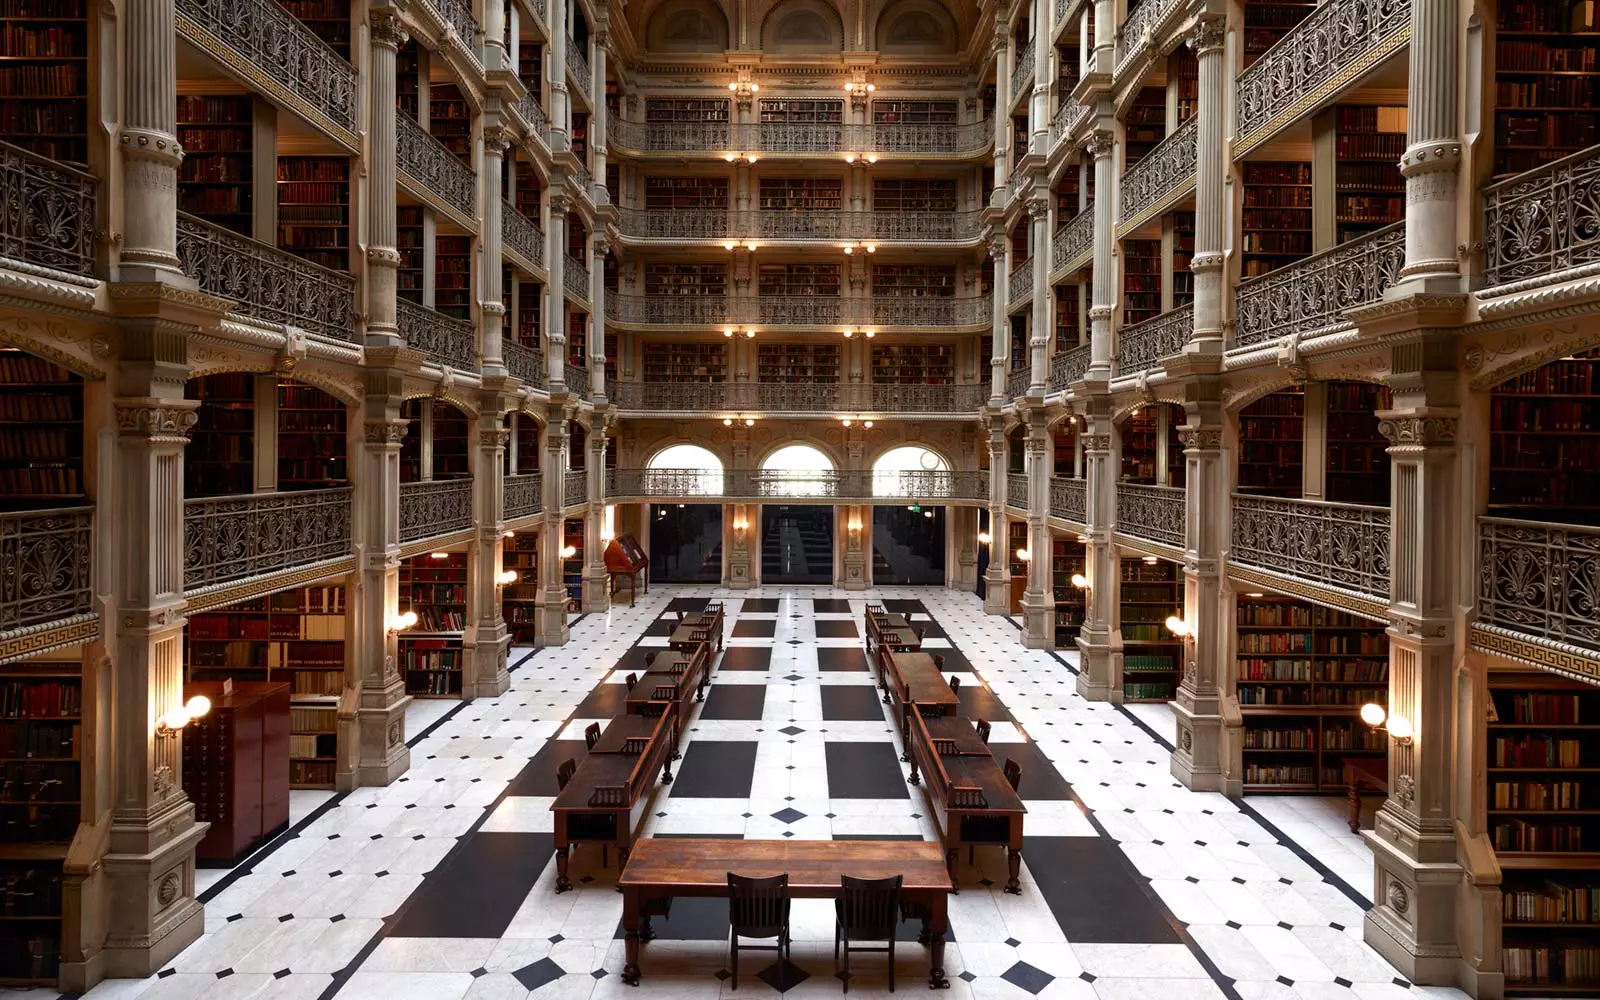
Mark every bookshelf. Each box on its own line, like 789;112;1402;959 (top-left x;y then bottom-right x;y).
514;162;541;217
433;400;470;479
277;156;350;271
871;264;956;298
277;380;347;491
1170;211;1194;308
1057;170;1081;224
1243;0;1318;58
872;178;957;212
758;263;840;297
400;398;422;483
515;280;540;347
1325;381;1392;506
1494;3;1600;178
1173;47;1198;122
176;95;253;237
1055;418;1079;478
518;44;541;102
1122;238;1161;326
429;83;472;163
571;113;587;164
757;343;840;383
1124;87;1165;167
871;100;958;126
1006;520;1029;580
1051;536;1086;649
0;349;82;509
1335;105;1406;243
1489;668;1600;995
397;206;423;304
503;530;539;644
642;341;726;382
562;518;584;609
1241;161;1312;278
1237;389;1304;497
758;178;842;212
279;0;351;59
1121;406;1160;484
870;345;954;385
1489;351;1600;521
567;310;586;368
0;0;88;168
434;233;472;319
644;98;730;123
184;373;254;498
644;176;729;210
399;552;466;698
644;262;726;296
396;40;417;118
759;99;843;124
1236;593;1388;791
1055;285;1080;350
1120;557;1181;702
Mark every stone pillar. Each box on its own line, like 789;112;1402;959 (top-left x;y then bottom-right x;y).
589;236;609;401
726;502;753;587
116;0;185;282
842;504;868;590
537;410;572;644
1030;2;1050;153
1075;398;1121;700
1092;0;1113;73
354;388;411;782
1395;0;1463;293
1085;130;1115;379
481;124;509;375
469;407;511;698
546;191;569;389
583;417;611;613
1185;17;1225;351
983;416;1011;614
548;0;569;145
365;11;408;347
989;235;1010;400
1028;196;1050;392
482;0;506;68
1170;391;1226;789
590;26;608;202
992;23;1012;192
1019;409;1054;647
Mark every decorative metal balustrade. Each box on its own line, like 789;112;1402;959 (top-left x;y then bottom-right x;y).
0;141;96;277
502;339;544;387
563;469;589;507
399;479;472;542
617;209;985;243
1236;0;1410;152
1233;222;1405;349
606;469;986;503
505;473;542;519
1006;365;1032;400
1478;518;1600;656
605;293;990;328
177;213;356;342
608;293;731;326
1007;472;1029;510
573;160;594;201
0;506;93;634
397;297;477;371
427;0;478;48
1049;344;1093;391
609;381;984;414
608;119;994;157
1115;483;1185;548
758;294;846;327
1011;42;1037;102
1009;257;1034;304
175;0;358;136
563;362;590;397
502;199;544;267
1482;142;1600;289
1119;117;1197;225
1050;102;1072;150
865;294;991;328
519;91;551;149
1050;478;1087;523
184;488;353;590
1231;494;1391;601
398;114;476;221
869;382;988;413
1116;0;1184;71
564;254;590;301
566;36;591;99
1116;305;1191;377
1053;207;1093;273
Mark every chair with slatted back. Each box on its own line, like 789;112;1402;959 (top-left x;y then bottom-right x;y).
948;675;960;694
932;654;944;671
975;719;992;744
1004;757;1022;792
585;722;602;750
556;758;577;790
625;672;637;690
644;649;661;670
834;874;903;993
727;872;791;990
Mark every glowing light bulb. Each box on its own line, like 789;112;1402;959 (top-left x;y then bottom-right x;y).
1387;714;1414;741
497;569;519;586
1070;573;1089;589
1164;615;1191;637
184;695;212;719
1360;703;1387;728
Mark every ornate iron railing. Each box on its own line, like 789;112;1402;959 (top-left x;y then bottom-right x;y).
1051;478;1087;522
573;160;593;201
183;488;352;590
563;253;590;301
502;199;544;267
563;362;590;397
427;0;478;48
1006;365;1032;400
606;293;989;328
606;468;987;502
1049;344;1093;391
0;141;96;276
175;0;358;135
505;473;542;519
1050;102;1072;149
865;294;991;328
608;119;994;156
1007;472;1029;510
1117;305;1191;376
615;208;984;242
1231;494;1391;601
1478;518;1600;656
177;212;355;342
397;297;477;371
1482;142;1600;288
1012;41;1037;102
1117;0;1183;70
1116;483;1185;548
563;468;588;507
398;114;476;221
566;35;591;99
0;506;93;633
1120;117;1197;224
502;339;544;387
1233;222;1405;349
1236;0;1410;151
607;293;732;326
869;382;989;413
609;381;985;414
758;294;846;326
1009;257;1034;304
1054;206;1093;272
520;90;551;150
616;208;731;240
399;479;472;542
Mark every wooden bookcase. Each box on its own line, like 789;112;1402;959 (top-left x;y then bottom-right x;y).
1243;0;1317;57
644;98;730;123
184;372;254;498
1119;407;1165;485
398;553;466;698
1335;105;1406;243
759;99;843;124
277;156;350;271
571;112;587;164
871;100;958;126
515;280;540;347
1488;350;1599;519
644;176;729;210
873;178;957;212
1242;161;1312;278
279;0;351;59
514;162;541;217
176;95;253;236
0;349;83;509
1237;389;1304;497
870;345;954;385
277;381;347;491
433;400;469;479
1171;211;1195;308
758;263;840;297
397;205;424;304
1120;557;1182;702
642;341;726;382
1051;537;1086;649
518;44;541;98
1494;4;1600;178
1173;47;1198;122
506;413;539;476
1124;87;1166;167
644;262;726;296
1057;170;1082;223
503;530;539;644
1325;381;1392;506
396;40;418;118
429;83;472;162
1055;285;1080;350
562;519;584;609
758;178;843;211
1122;239;1161;326
871;264;956;298
757;343;840;383
0;0;88;168
1489;668;1600;995
566;310;586;368
434;233;472;319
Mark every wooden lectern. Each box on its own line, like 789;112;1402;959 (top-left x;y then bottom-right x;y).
605;534;650;605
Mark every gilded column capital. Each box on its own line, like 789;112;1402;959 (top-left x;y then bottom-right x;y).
1185;15;1225;56
1376;414;1459;446
370;9;410;49
114;399;199;441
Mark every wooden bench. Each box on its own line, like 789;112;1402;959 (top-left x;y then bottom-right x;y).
906;704;1026;894
669;602;725;652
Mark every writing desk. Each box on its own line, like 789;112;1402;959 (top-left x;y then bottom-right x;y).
670;602;724;651
907;706;1026;894
879;648;959;751
864;609;914;653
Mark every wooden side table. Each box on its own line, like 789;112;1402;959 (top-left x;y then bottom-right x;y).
1342;757;1389;833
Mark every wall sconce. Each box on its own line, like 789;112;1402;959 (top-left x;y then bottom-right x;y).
1244;591;1265;598
504;530;516;539
724;328;735;338
923;510;933;518
156;695;213;738
560;544;578;559
496;569;519;586
1015;548;1031;562
389;610;419;633
744;417;755;426
723;417;734;426
978;531;992;545
1164;615;1192;637
733;518;749;532
864;329;876;338
842;242;877;255
842;328;854;338
862;420;873;429
1361;703;1413;745
848;520;862;532
1070;572;1089;590
1142;555;1158;565
843;81;876;94
744;329;756;339
430;551;450;560
842;418;852;427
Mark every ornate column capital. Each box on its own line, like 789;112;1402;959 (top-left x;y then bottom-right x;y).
1081;432;1112;454
1185;15;1225;56
1178;425;1223;453
1083;130;1114;160
988;236;1008;259
592;236;611;258
1376;413;1459;447
479;427;512;449
1027;196;1050;221
482;124;514;152
363;417;409;446
370;9;410;49
115;399;199;442
550;192;572;214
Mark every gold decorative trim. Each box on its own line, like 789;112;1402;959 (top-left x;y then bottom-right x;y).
1470;624;1600;687
0;615;98;665
1227;563;1389;623
183;557;356;612
1234;26;1411;159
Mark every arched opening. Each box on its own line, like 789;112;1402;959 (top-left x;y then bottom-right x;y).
400;398;471;482
761;443;835;494
185;374;349;497
504;413;541;476
871;447;948;585
646;445;725;584
644;0;731;52
760;444;834;584
871;445;949;496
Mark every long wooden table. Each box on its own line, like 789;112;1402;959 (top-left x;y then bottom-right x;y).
878;647;959;753
670;602;724;651
617;837;953;988
906;704;1026;895
865;607;920;655
623;641;710;739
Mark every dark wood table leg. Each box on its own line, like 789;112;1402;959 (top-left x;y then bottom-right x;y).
621;887;642;986
907;751;921;785
928;892;950;989
1346;767;1362;833
661;750;673;784
945;848;959;894
555;844;572;893
1005;848;1022;895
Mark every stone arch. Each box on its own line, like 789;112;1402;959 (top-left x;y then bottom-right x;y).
869;442;952;472
757;438;842;471
647;442;728;471
401;390;481;420
1111;397;1186;425
1470;328;1600;392
0;317;107;380
1224;373;1304;415
873;0;957;54
760;0;845;53
644;0;731;52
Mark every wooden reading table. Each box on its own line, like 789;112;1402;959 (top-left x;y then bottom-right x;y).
1343;756;1388;833
618;837;953;988
907;705;1026;894
623;642;710;740
670;602;725;652
865;607;920;655
878;648;959;750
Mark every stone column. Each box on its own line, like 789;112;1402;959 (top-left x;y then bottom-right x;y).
1092;0;1113;73
1085;130;1116;380
842;431;868;589
992;23;1012;191
590;26;608;202
1075;399;1121;700
989;235;1010;400
116;0;185;282
364;11;408;347
589;236;609;401
481;124;510;375
548;0;570;146
583;417;611;613
1185;17;1225;351
1028;196;1050;392
726;502;753;587
1019;408;1054;647
1395;0;1463;292
354;387;411;782
469;408;511;698
1170;391;1226;789
983;416;1011;614
1029;2;1051;153
537;410;572;644
482;0;506;69
546;191;569;389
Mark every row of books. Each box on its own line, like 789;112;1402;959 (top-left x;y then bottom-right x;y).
0;23;80;57
1336;164;1404;192
1338;196;1405;222
0;681;78;719
1243;728;1312;749
0;105;80;135
0;0;85;14
1494;736;1584;769
1493;818;1584;852
0;428;75;461
1124;655;1175;669
1238;686;1386;705
1503;945;1600;985
1503;879;1600;924
1498;0;1597;31
1491;397;1597;433
1245;764;1314;785
1492;780;1584;811
0;63;82;93
1123;625;1180;643
1496;77;1600;107
1124;682;1174;701
175;95;250;124
0;393;75;422
1240;633;1312;654
180;189;246;215
402;609;465;631
0;866;61;916
1241;231;1312;254
0;721;75;758
1504;692;1586;724
1496;39;1599;72
1498;358;1598;396
1242;188;1312;209
1500;112;1598;149
1491;438;1600;470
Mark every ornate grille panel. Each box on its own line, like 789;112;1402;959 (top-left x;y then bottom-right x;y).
573;161;594;201
618;208;730;240
519;91;551;149
183;488;352;590
566;36;591;99
1051;478;1087;522
1007;365;1031;400
1007;472;1029;510
1119;117;1197;223
1117;0;1184;70
563;362;590;397
1011;42;1036;101
1117;305;1192;376
1233;222;1404;349
427;0;478;49
399;479;472;542
607;293;731;326
868;382;988;413
398;114;477;220
1116;483;1185;548
175;0;358;135
1009;257;1034;305
606;294;989;327
397;297;477;371
1050;102;1072;150
505;473;542;519
1231;494;1391;601
608;120;994;156
758;294;845;326
502;199;544;267
608;469;987;502
609;381;983;414
1049;343;1093;390
1054;207;1093;272
177;213;356;342
564;254;590;301
563;469;588;507
502;340;544;387
865;294;991;328
1483;143;1600;288
0;141;96;276
0;506;92;633
1478;517;1600;655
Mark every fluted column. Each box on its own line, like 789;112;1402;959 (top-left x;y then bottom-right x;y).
983;417;1011;614
1086;130;1115;378
1019;410;1054;647
591;27;608;202
1395;0;1463;292
1030;1;1051;152
589;236;608;400
116;0;187;280
989;235;1010;400
992;23;1013;191
546;191;569;388
583;418;611;612
537;411;572;644
1075;401;1121;700
1029;196;1050;392
364;12;407;346
480;124;510;374
548;0;570;146
354;403;411;781
1186;17;1225;350
1092;0;1113;73
482;0;506;68
1171;404;1226;789
469;413;512;697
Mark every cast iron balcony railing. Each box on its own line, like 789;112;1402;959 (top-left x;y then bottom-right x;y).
1116;0;1184;72
1483;142;1600;289
1230;494;1391;602
502;340;544;387
175;0;358;136
616;208;986;243
608;119;995;157
610;381;984;414
1050;477;1087;523
573;160;594;201
1006;472;1029;510
1006;365;1031;400
605;293;991;328
564;254;590;301
865;294;991;327
869;382;988;413
399;479;472;542
606;468;986;502
1049;343;1093;391
567;35;591;100
398;114;477;221
177;212;356;343
1119;117;1197;225
759;294;846;326
1236;0;1410;152
1233;221;1405;350
183;487;353;590
1054;207;1093;273
608;293;730;326
0;141;96;277
1009;257;1034;304
502;199;544;268
563;468;588;507
1011;42;1036;103
505;472;542;519
397;297;477;371
1478;517;1600;656
1115;483;1185;548
427;0;478;50
519;91;551;149
563;362;590;397
1116;305;1192;377
0;506;93;634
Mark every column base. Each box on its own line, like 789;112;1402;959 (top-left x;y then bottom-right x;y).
538;595;571;646
1020;590;1053;648
99;802;208;981
1075;631;1120;702
1362;813;1465;990
1170;696;1225;792
983;569;1011;615
356;688;411;786
470;632;511;699
583;566;611;614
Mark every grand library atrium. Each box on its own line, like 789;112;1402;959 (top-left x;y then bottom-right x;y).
0;0;1598;996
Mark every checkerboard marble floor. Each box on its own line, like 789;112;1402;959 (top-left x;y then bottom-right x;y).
49;587;1470;1000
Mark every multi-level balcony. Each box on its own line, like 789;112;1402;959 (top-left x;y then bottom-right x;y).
0;506;95;637
1052;207;1094;278
1477;518;1600;661
504;473;543;520
1114;0;1187;77
502;340;545;388
605;293;993;330
1048;344;1093;392
177;213;357;343
1230;493;1391;605
605;468;987;504
1050;477;1087;523
610;381;987;416
1481;142;1600;294
1115;483;1185;550
1117;117;1196;234
398;114;477;227
398;297;478;371
1232;222;1405;351
0;141;97;278
564;254;591;304
399;479;473;543
502;199;545;271
1008;257;1034;307
1116;305;1192;379
563;468;589;508
183;487;355;592
608;119;994;159
1011;42;1036;109
566;35;592;103
614;209;986;244
1006;472;1029;510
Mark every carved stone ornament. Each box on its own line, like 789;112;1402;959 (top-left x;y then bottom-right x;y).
1386;879;1410;915
1179;426;1223;451
157;870;181;907
1377;416;1459;446
153;764;175;799
384;652;396;679
1393;772;1415;808
1084;131;1115;160
370;9;409;48
1027;197;1050;221
989;236;1008;260
364;420;409;444
482;124;514;152
480;427;512;449
1082;433;1112;452
1186;16;1225;55
388;721;402;747
549;193;572;214
1179;726;1193;753
115;402;199;440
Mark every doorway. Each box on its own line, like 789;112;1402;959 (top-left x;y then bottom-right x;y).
760;505;833;584
872;505;946;585
649;504;723;583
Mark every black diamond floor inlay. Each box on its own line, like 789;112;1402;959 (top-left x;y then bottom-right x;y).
756;959;810;993
770;807;807;824
1001;960;1055;996
513;957;565;992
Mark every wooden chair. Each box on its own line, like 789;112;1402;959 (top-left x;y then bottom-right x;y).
975;719;992;744
834;874;903;993
556;758;577;790
624;672;637;690
948;675;961;694
932;654;944;670
727;872;791;990
1003;758;1022;792
585;722;602;750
